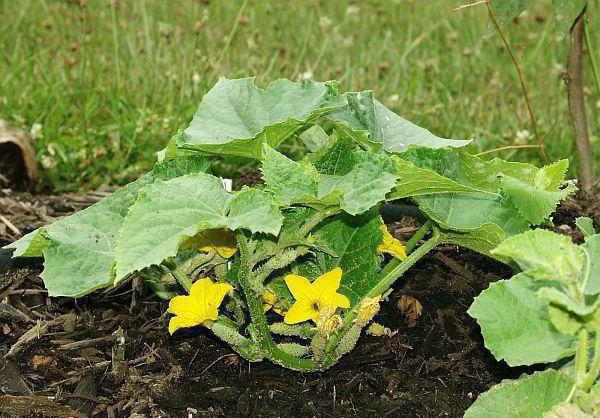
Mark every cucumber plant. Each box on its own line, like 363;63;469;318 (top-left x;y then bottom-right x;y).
466;220;600;417
5;77;576;371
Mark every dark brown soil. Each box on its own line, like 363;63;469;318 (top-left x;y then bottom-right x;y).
1;190;599;418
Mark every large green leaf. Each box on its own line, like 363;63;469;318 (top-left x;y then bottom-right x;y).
308;209;382;304
464;369;573;418
23;156;210;297
178;77;346;158
396;149;573;249
439;223;508;260
328;91;470;152
468;273;577;366
115;173;283;279
491;229;585;283
583;235;600;294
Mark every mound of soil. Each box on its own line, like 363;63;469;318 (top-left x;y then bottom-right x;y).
1;189;598;417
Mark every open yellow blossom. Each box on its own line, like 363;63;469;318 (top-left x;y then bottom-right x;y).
167;278;233;334
181;229;237;258
377;225;407;260
283;267;350;325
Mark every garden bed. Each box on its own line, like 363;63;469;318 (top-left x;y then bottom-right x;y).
1;188;598;417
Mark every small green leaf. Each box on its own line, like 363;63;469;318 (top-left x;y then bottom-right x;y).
179;77;346;158
261;145;319;205
317;150;399;215
576;217;596;239
309;209;382;304
115;173;231;280
501;160;576;225
226;187;283;235
491;230;584;283
488;0;529;28
538;287;600;316
5;229;49;257
468;273;576;366
464;369;573;418
298;124;329;152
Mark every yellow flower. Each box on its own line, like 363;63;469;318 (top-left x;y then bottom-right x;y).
262;288;277;311
181;229;237;258
377;225;407;260
356;294;381;326
283;267;350;325
167;278;233;334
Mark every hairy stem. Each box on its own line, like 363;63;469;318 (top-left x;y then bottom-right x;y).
581;332;600;391
568;328;589;402
321;233;441;367
235;231;320;371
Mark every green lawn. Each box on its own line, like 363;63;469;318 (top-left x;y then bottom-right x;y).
1;0;599;191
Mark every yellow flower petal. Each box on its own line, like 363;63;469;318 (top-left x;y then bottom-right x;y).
169;316;203;335
284;299;317;324
209;282;234;307
262;289;277;312
167;278;232;334
181;229;238;259
323;292;351;310
283;267;350;325
284;274;316;302
377;225;407;260
312;267;343;298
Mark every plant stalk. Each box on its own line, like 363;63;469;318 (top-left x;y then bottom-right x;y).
321;232;441;367
565;7;595;196
581;332;600;391
235;232;320;371
568;328;589;402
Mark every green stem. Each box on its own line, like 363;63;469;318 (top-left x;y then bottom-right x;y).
248;209;333;266
568;328;589;402
584;16;600;96
322;232;441;367
405;221;432;254
168;265;193;292
581;332;600;391
235;232;320;371
378;220;432;279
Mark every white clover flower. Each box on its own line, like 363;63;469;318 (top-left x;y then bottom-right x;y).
299;71;313;81
30;123;43;140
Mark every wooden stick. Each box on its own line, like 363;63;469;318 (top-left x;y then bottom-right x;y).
565;7;594;196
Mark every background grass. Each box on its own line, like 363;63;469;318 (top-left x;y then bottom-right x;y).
1;0;599;191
